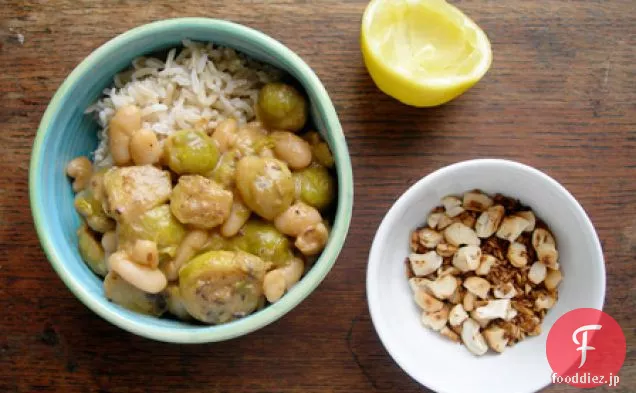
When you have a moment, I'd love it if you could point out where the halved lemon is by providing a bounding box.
[361,0,492,107]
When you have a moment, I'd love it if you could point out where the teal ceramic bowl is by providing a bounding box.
[29,18,353,343]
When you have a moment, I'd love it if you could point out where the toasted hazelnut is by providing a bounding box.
[528,261,547,284]
[515,211,536,232]
[409,277,433,292]
[476,254,497,276]
[544,269,563,290]
[427,275,459,300]
[507,242,528,268]
[449,304,469,327]
[437,266,460,277]
[484,326,509,353]
[418,228,443,248]
[442,195,464,217]
[437,214,457,230]
[532,228,556,249]
[524,283,532,295]
[474,299,511,321]
[421,306,450,331]
[452,245,482,272]
[448,286,463,304]
[461,319,488,356]
[493,282,517,299]
[475,205,505,238]
[427,212,443,229]
[458,211,477,228]
[504,307,518,321]
[536,243,559,269]
[463,276,491,299]
[463,291,476,312]
[463,191,494,212]
[470,310,491,328]
[409,251,443,276]
[496,215,530,242]
[436,243,458,257]
[535,292,556,309]
[414,288,444,312]
[444,223,480,247]
[440,326,461,342]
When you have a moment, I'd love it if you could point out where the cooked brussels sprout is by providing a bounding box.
[104,272,166,316]
[170,175,233,229]
[256,83,307,132]
[103,165,172,221]
[232,219,292,267]
[236,156,294,220]
[118,205,186,255]
[293,166,335,211]
[200,230,232,253]
[77,224,107,276]
[211,149,240,189]
[74,190,115,233]
[164,284,192,321]
[178,250,269,324]
[165,129,219,175]
[311,142,334,168]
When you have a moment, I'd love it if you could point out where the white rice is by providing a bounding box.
[86,40,282,167]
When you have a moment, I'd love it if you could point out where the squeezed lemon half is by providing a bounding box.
[361,0,492,107]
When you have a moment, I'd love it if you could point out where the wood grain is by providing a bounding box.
[1,1,634,392]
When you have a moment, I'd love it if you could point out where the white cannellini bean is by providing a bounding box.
[108,251,167,294]
[220,199,251,237]
[263,269,286,303]
[66,156,92,192]
[130,239,159,268]
[274,201,322,237]
[130,128,162,165]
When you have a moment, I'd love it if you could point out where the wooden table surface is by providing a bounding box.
[1,1,634,392]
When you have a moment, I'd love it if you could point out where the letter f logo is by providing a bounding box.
[573,324,602,368]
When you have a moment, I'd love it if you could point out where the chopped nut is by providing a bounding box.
[414,288,444,312]
[532,228,555,249]
[461,319,488,356]
[449,304,469,326]
[463,190,494,212]
[476,254,497,276]
[442,195,464,217]
[440,326,461,342]
[463,291,476,312]
[535,292,556,309]
[448,286,463,304]
[421,306,449,331]
[409,252,443,276]
[418,228,443,248]
[507,242,528,268]
[463,276,491,299]
[458,211,477,228]
[493,282,517,299]
[437,214,456,230]
[496,215,530,242]
[504,307,518,321]
[515,211,536,232]
[409,277,433,292]
[444,223,480,247]
[528,261,547,284]
[427,212,443,229]
[544,269,563,290]
[475,299,512,321]
[452,245,482,272]
[484,326,509,353]
[427,275,459,300]
[437,266,460,277]
[475,205,505,238]
[525,283,532,295]
[470,310,490,328]
[436,243,458,257]
[536,243,559,269]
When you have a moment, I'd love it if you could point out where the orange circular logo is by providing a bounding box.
[546,308,625,388]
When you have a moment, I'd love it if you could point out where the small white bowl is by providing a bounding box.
[367,159,605,393]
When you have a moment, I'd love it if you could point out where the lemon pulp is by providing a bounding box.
[361,0,492,107]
